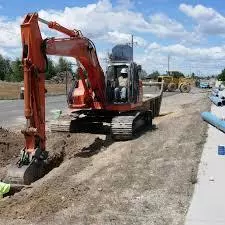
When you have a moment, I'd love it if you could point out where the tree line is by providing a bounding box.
[0,54,73,82]
[218,69,225,81]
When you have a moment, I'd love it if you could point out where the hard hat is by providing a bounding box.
[121,68,128,74]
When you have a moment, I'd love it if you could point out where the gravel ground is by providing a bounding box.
[0,88,210,225]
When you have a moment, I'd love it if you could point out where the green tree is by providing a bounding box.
[56,57,72,73]
[148,71,160,79]
[169,71,185,78]
[0,55,12,81]
[0,55,6,80]
[11,58,23,82]
[46,58,57,80]
[217,69,225,81]
[3,59,13,81]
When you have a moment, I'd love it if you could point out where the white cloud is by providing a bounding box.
[0,0,199,60]
[0,16,22,48]
[148,13,184,38]
[136,42,225,75]
[179,4,217,20]
[0,47,8,56]
[38,0,194,41]
[101,31,147,47]
[116,0,134,9]
[0,0,223,76]
[145,13,202,43]
[179,4,225,35]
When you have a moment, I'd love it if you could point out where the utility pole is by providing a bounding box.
[168,55,170,75]
[131,34,134,62]
[189,63,192,76]
[127,34,137,62]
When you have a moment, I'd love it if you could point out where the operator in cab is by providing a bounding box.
[114,68,128,102]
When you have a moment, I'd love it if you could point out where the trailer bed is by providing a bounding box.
[139,81,163,118]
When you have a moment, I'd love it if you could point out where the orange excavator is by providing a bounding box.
[5,13,153,185]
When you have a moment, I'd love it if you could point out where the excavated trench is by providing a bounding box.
[0,127,112,197]
[0,128,23,179]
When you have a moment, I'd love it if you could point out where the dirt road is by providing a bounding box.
[0,89,210,225]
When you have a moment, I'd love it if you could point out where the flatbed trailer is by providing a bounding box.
[139,81,163,118]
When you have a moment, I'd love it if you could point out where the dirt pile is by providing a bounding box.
[0,128,23,167]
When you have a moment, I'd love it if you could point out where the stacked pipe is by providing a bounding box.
[201,85,225,135]
[209,88,225,106]
[211,88,219,97]
[201,112,225,134]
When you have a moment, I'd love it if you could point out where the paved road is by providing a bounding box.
[0,95,67,128]
[0,89,177,129]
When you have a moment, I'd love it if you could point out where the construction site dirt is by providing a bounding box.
[0,88,210,225]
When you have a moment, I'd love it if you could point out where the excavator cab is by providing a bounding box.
[105,62,141,104]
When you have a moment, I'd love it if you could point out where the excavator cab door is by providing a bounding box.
[127,62,139,103]
[105,63,141,104]
[128,64,133,102]
[105,64,127,103]
[105,63,140,104]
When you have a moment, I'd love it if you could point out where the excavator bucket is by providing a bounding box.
[4,148,48,185]
[5,161,45,185]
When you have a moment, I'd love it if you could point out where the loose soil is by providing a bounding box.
[0,128,23,179]
[0,89,210,225]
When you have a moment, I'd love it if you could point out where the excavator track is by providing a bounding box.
[111,111,152,141]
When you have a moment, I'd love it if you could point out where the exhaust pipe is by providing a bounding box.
[201,112,225,133]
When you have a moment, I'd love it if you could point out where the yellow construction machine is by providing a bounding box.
[157,74,193,93]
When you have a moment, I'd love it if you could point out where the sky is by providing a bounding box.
[0,0,225,75]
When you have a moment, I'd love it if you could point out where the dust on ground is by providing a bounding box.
[0,89,210,225]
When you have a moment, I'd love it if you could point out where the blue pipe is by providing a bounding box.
[201,112,225,133]
[209,96,223,106]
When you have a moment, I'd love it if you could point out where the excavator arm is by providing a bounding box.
[45,37,106,106]
[5,13,106,185]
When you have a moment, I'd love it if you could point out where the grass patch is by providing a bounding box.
[0,81,66,100]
